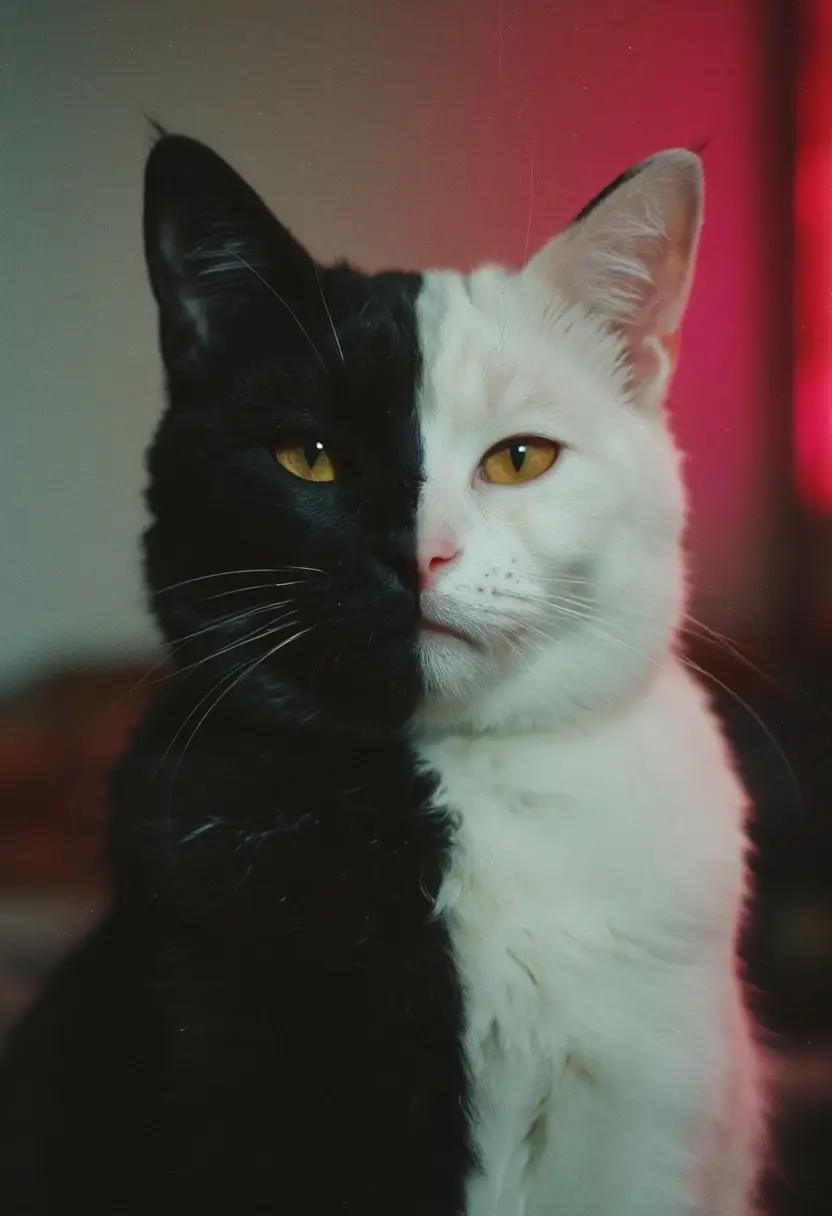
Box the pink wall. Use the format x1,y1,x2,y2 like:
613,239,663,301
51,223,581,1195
384,0,782,635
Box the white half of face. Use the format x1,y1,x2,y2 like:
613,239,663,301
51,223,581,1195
411,151,703,734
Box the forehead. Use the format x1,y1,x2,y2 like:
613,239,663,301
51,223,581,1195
309,266,426,458
416,270,529,420
414,267,617,457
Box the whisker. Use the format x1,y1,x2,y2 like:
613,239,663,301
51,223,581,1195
229,252,327,371
534,573,596,583
166,601,294,648
516,621,556,646
154,657,255,778
681,616,766,676
497,588,597,615
204,582,308,602
143,605,296,695
154,566,323,596
679,656,806,817
165,624,317,797
155,569,281,596
82,648,178,727
95,606,297,710
681,616,832,723
158,613,299,683
48,607,289,734
530,599,595,626
314,264,345,365
496,626,541,681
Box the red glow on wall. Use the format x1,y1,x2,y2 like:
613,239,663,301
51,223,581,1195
795,0,832,514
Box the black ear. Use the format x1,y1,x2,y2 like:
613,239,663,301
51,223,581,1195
143,134,321,376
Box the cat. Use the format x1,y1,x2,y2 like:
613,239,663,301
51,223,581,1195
0,132,766,1215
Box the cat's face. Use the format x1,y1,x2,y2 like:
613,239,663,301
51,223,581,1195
143,135,701,736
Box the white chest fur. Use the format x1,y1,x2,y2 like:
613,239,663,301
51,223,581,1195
416,663,757,1216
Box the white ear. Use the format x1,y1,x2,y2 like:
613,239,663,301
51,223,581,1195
525,150,703,408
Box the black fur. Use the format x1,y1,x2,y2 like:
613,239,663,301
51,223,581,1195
0,136,472,1214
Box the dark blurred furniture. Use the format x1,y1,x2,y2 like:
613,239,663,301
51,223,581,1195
0,661,153,890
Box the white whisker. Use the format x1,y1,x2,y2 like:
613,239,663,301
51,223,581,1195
204,582,308,601
497,588,597,615
229,252,327,371
154,657,255,778
167,601,293,648
165,624,317,796
164,613,299,681
314,264,345,365
154,566,324,596
680,656,805,815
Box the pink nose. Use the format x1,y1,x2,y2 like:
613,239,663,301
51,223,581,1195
418,542,459,590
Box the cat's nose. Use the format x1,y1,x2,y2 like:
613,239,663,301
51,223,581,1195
417,541,459,591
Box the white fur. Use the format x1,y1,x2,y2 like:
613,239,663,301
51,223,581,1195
410,155,765,1214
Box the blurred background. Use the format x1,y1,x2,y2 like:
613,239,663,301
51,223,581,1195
1,0,830,1208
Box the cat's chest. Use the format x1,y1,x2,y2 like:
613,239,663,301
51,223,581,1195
418,727,726,1063
416,725,737,1214
415,715,745,1216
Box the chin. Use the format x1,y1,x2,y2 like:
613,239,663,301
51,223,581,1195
413,634,503,730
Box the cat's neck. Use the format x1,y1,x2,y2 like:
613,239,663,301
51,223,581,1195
411,628,680,742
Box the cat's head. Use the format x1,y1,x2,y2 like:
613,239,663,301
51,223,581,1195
142,134,702,737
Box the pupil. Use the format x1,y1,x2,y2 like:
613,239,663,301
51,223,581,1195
304,441,323,467
510,444,527,472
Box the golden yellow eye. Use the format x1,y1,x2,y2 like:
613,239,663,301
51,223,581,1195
274,440,336,483
479,437,560,486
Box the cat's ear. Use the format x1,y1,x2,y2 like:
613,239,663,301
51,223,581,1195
143,134,319,376
525,150,703,408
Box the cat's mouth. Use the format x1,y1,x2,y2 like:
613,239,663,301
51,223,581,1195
417,613,476,647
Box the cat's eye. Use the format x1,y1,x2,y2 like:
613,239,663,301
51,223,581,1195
479,437,560,486
274,440,336,483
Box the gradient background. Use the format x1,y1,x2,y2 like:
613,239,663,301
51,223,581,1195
1,0,794,685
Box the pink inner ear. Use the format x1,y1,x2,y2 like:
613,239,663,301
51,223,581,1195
618,242,688,389
650,247,690,337
662,331,679,369
624,322,680,396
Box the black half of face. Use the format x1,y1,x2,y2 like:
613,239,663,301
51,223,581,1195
142,134,424,734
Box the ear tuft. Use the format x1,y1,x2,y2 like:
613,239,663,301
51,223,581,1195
143,115,169,144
